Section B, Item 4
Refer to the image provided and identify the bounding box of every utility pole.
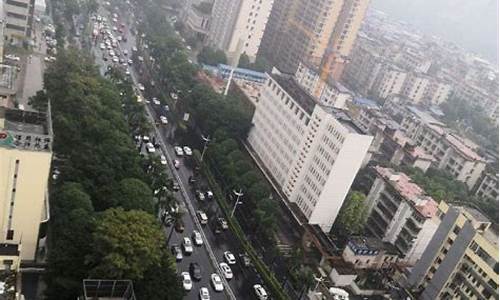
[230,189,244,218]
[200,134,211,162]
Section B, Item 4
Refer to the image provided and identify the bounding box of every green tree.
[197,46,227,65]
[238,53,251,69]
[88,208,164,280]
[112,178,154,213]
[335,191,368,235]
[28,90,49,112]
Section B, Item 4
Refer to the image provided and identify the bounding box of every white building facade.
[248,73,372,232]
[208,0,274,62]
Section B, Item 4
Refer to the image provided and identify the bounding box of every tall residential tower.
[259,0,370,80]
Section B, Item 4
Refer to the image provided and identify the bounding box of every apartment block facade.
[208,0,274,62]
[4,0,35,41]
[365,167,440,265]
[248,72,372,232]
[259,0,370,80]
[407,202,499,300]
[0,107,52,268]
[371,65,407,99]
[393,105,486,190]
[474,173,499,202]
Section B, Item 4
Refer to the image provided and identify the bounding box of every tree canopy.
[197,46,227,66]
[335,191,368,235]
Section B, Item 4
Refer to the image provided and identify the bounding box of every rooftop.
[271,73,317,115]
[0,107,52,152]
[426,123,483,161]
[407,106,444,127]
[348,236,399,255]
[375,166,438,218]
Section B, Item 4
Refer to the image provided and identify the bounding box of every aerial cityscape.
[0,0,497,299]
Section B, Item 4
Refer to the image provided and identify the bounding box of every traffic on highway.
[85,2,268,300]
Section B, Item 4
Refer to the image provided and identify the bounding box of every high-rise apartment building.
[208,0,274,63]
[248,71,372,232]
[4,0,35,42]
[407,202,498,300]
[259,0,370,80]
[0,106,52,268]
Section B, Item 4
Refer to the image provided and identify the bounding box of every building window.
[6,230,14,240]
[5,0,28,8]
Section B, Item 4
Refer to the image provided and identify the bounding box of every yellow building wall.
[0,148,51,261]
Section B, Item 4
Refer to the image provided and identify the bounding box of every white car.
[112,56,119,63]
[160,115,168,125]
[4,54,20,61]
[99,43,106,50]
[253,284,268,300]
[127,59,133,65]
[138,56,144,62]
[199,287,210,300]
[146,142,155,153]
[108,50,115,56]
[210,274,224,292]
[181,272,192,291]
[182,237,193,255]
[160,155,167,165]
[132,46,138,52]
[123,49,128,56]
[137,83,145,91]
[224,251,236,265]
[183,146,192,156]
[219,262,233,280]
[174,146,184,156]
[152,97,161,105]
[125,69,131,76]
[192,230,203,246]
[112,26,117,31]
[142,135,150,142]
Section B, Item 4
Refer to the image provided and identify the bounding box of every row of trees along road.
[37,48,183,300]
[132,0,320,295]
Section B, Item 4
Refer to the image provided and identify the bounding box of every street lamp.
[230,189,244,218]
[200,134,210,162]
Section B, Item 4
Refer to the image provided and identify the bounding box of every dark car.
[174,220,185,233]
[239,253,251,267]
[189,262,202,281]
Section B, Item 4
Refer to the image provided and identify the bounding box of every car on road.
[152,97,161,105]
[146,142,155,153]
[132,46,138,52]
[206,190,213,199]
[137,83,145,91]
[199,287,210,300]
[125,69,131,76]
[174,146,184,156]
[182,237,193,255]
[217,217,228,230]
[171,245,182,261]
[253,284,268,300]
[100,43,106,50]
[188,176,197,184]
[239,253,252,267]
[127,59,133,65]
[196,190,205,201]
[123,49,128,56]
[219,262,233,280]
[183,146,192,156]
[142,135,150,142]
[164,104,170,112]
[197,210,208,225]
[192,230,203,246]
[160,155,167,165]
[172,181,180,191]
[181,272,192,291]
[224,251,236,265]
[159,115,168,124]
[175,219,185,233]
[173,159,180,169]
[189,262,202,281]
[4,54,20,62]
[210,273,224,292]
[138,56,144,62]
[112,56,119,63]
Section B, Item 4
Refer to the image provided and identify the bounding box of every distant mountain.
[370,0,499,64]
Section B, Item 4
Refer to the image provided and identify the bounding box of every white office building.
[208,0,274,63]
[248,72,373,232]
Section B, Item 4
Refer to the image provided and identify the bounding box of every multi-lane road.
[87,4,262,300]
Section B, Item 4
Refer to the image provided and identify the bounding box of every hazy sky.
[371,0,499,64]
